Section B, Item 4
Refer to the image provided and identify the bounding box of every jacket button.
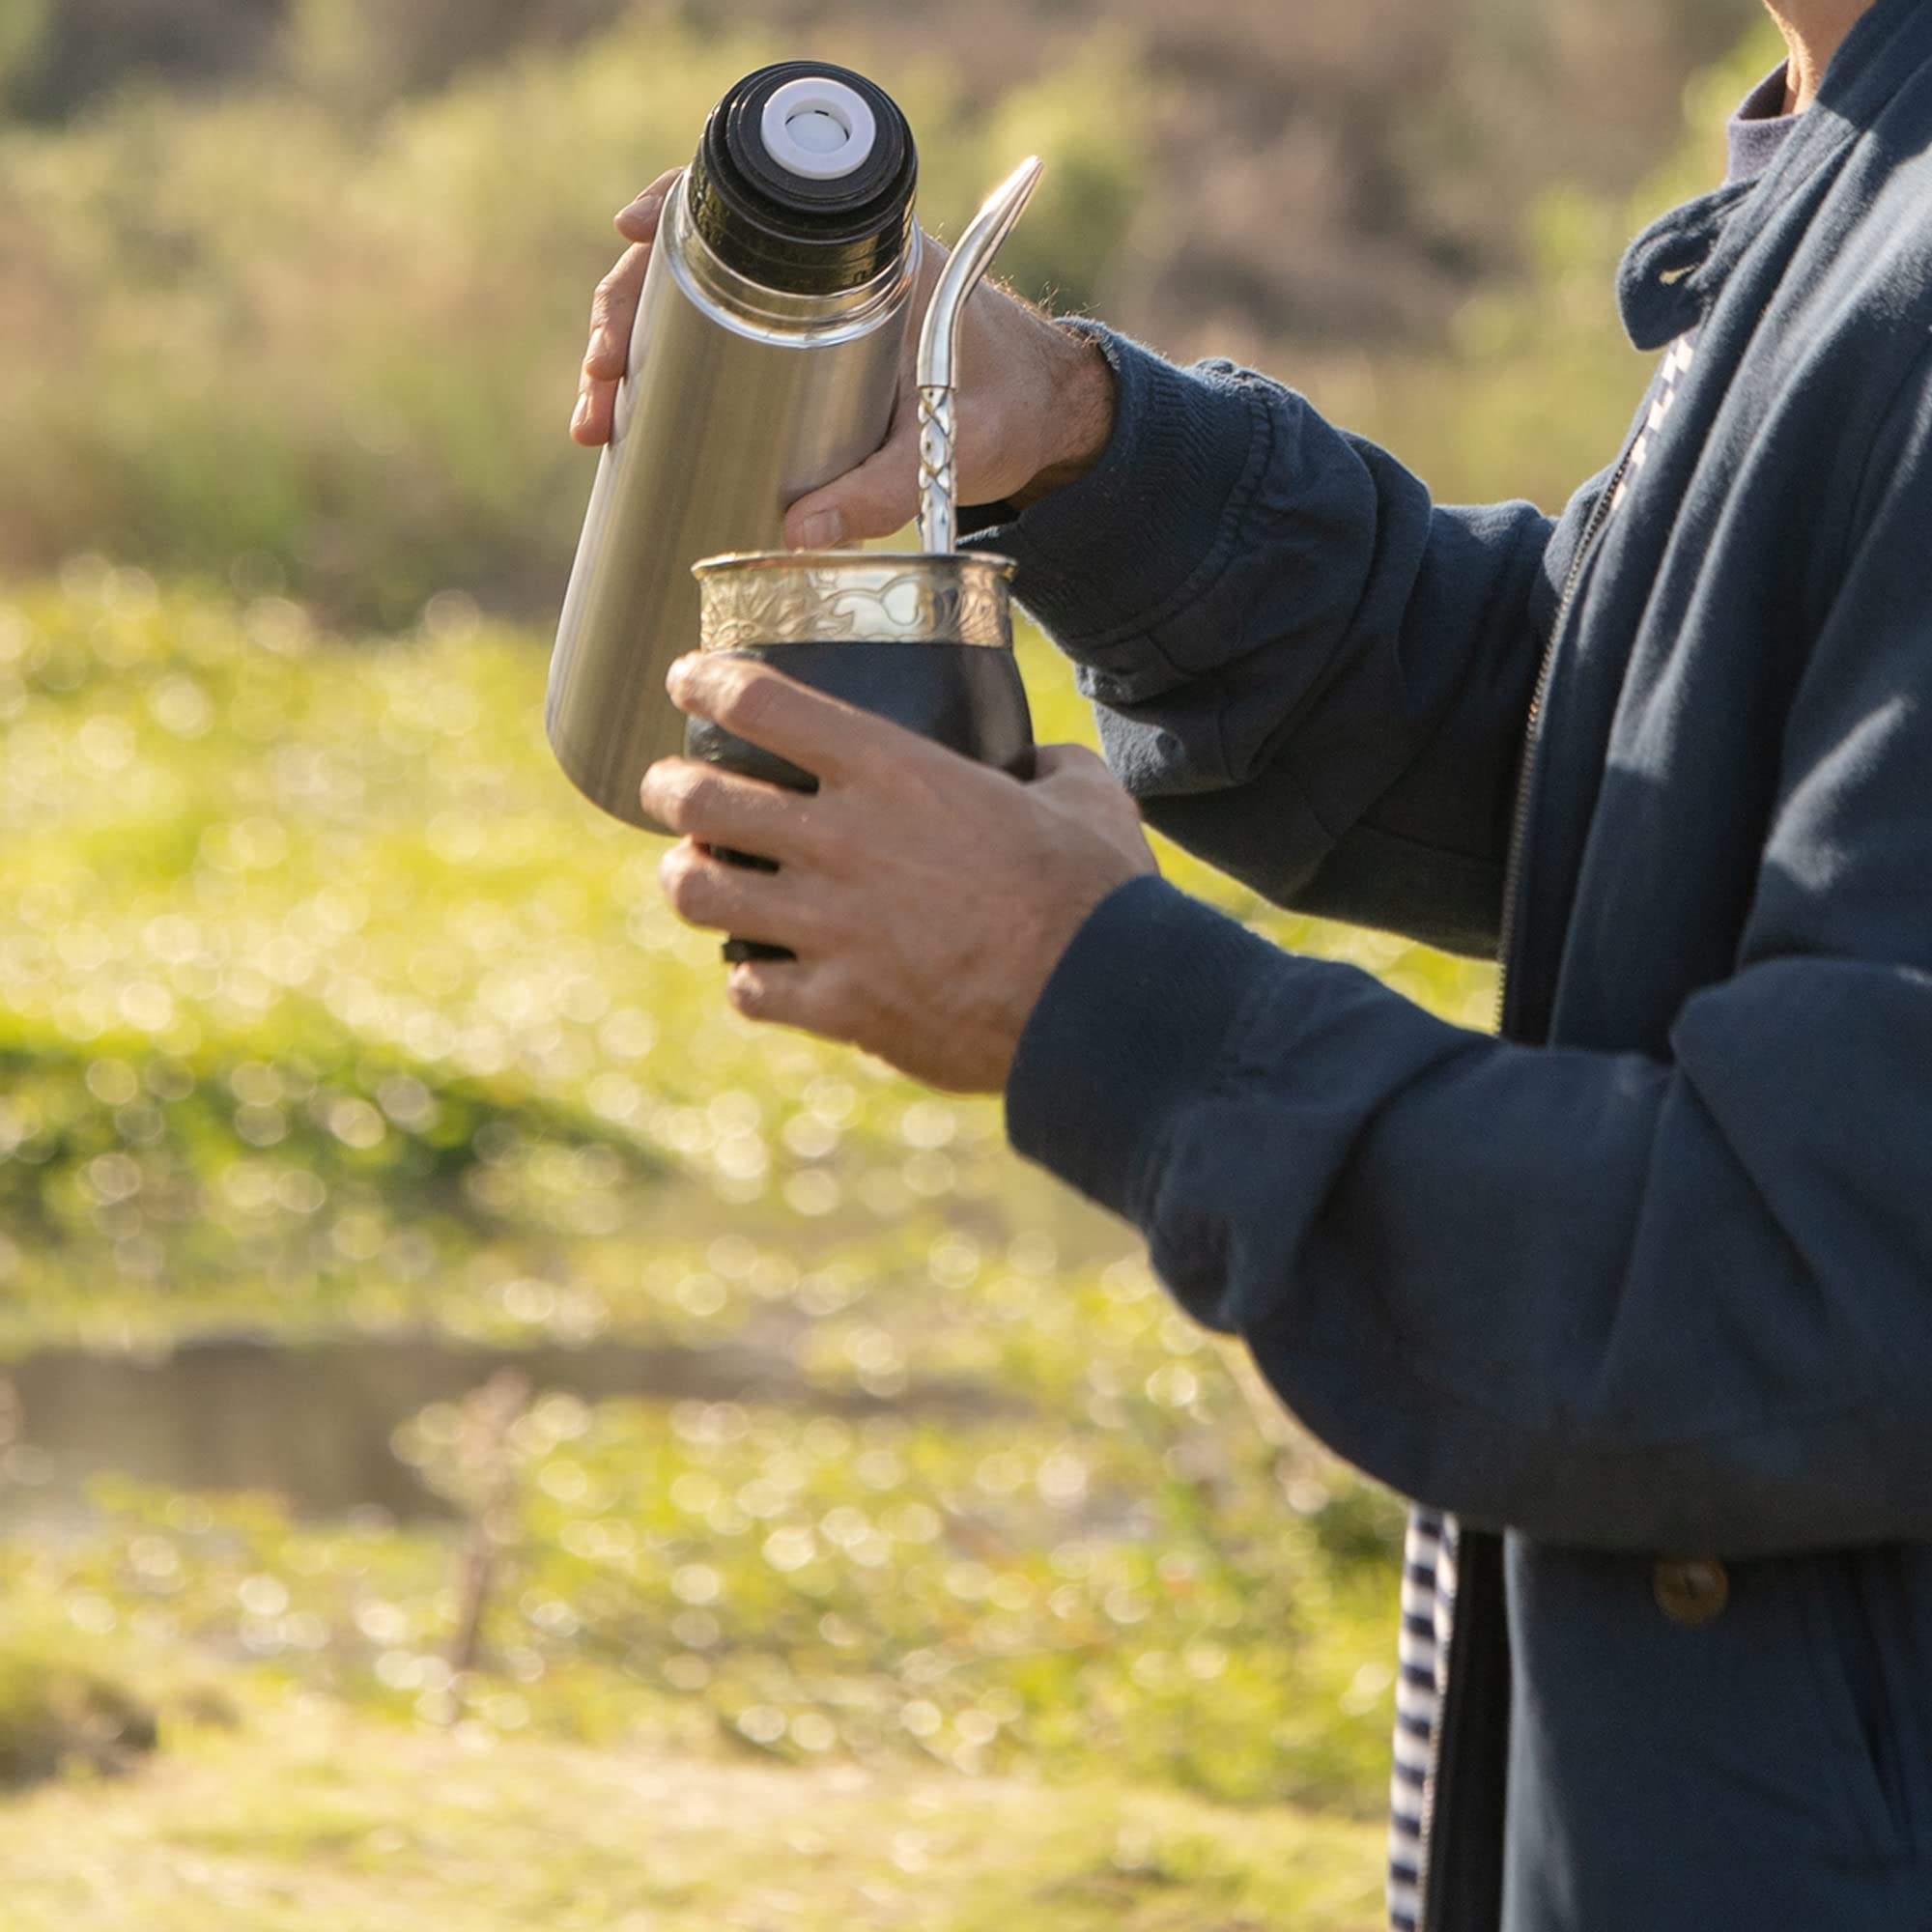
[1654,1558,1729,1626]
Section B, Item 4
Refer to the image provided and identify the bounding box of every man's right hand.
[568,173,1118,546]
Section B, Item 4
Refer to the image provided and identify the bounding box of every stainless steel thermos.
[547,62,925,830]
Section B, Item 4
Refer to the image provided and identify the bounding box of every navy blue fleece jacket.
[969,2,1932,1926]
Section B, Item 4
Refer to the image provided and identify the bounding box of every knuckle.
[719,667,779,735]
[660,766,719,830]
[685,768,731,821]
[726,968,781,1021]
[658,845,706,916]
[591,263,639,321]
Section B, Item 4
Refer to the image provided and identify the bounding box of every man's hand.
[639,655,1158,1094]
[570,171,680,447]
[570,177,1118,540]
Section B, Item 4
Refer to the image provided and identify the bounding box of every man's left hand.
[640,654,1159,1094]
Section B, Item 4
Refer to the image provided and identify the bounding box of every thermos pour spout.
[916,156,1044,554]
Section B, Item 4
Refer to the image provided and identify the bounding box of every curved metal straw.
[916,156,1044,555]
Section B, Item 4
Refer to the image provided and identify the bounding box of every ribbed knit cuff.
[963,324,1265,657]
[1005,875,1284,1222]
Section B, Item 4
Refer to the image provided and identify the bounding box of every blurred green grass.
[0,570,1440,1916]
[0,567,1492,1353]
[0,1688,1389,1928]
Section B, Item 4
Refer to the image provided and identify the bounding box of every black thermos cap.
[687,62,918,297]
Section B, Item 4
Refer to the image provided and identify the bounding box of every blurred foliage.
[0,0,284,121]
[1353,18,1788,512]
[0,14,1146,624]
[12,1354,1401,1810]
[0,1622,157,1787]
[0,0,1767,618]
[0,566,1491,1350]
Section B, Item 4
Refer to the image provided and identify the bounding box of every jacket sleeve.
[1003,355,1932,1559]
[965,325,1571,957]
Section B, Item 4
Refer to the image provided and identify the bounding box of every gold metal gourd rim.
[692,550,1016,653]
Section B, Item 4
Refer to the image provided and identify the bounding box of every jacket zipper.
[1416,445,1639,1932]
[1490,443,1637,1040]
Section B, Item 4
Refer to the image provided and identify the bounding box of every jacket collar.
[1617,0,1932,350]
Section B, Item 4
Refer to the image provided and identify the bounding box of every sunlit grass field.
[0,565,1497,1922]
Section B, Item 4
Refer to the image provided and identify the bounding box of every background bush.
[0,1,1769,625]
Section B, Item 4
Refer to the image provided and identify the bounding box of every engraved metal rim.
[691,550,1016,578]
[693,551,1016,652]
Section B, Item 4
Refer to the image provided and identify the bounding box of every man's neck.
[1762,0,1879,112]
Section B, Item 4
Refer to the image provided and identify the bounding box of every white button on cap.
[759,77,877,182]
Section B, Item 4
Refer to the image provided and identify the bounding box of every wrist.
[1010,324,1117,510]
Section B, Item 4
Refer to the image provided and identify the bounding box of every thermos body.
[546,64,923,833]
[547,185,919,828]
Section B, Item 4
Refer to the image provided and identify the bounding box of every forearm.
[1008,879,1932,1556]
[1005,321,1117,511]
[967,327,1557,951]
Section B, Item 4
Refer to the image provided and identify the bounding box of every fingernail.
[667,654,698,696]
[796,509,843,551]
[571,391,591,431]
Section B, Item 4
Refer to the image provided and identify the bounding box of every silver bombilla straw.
[916,156,1045,555]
